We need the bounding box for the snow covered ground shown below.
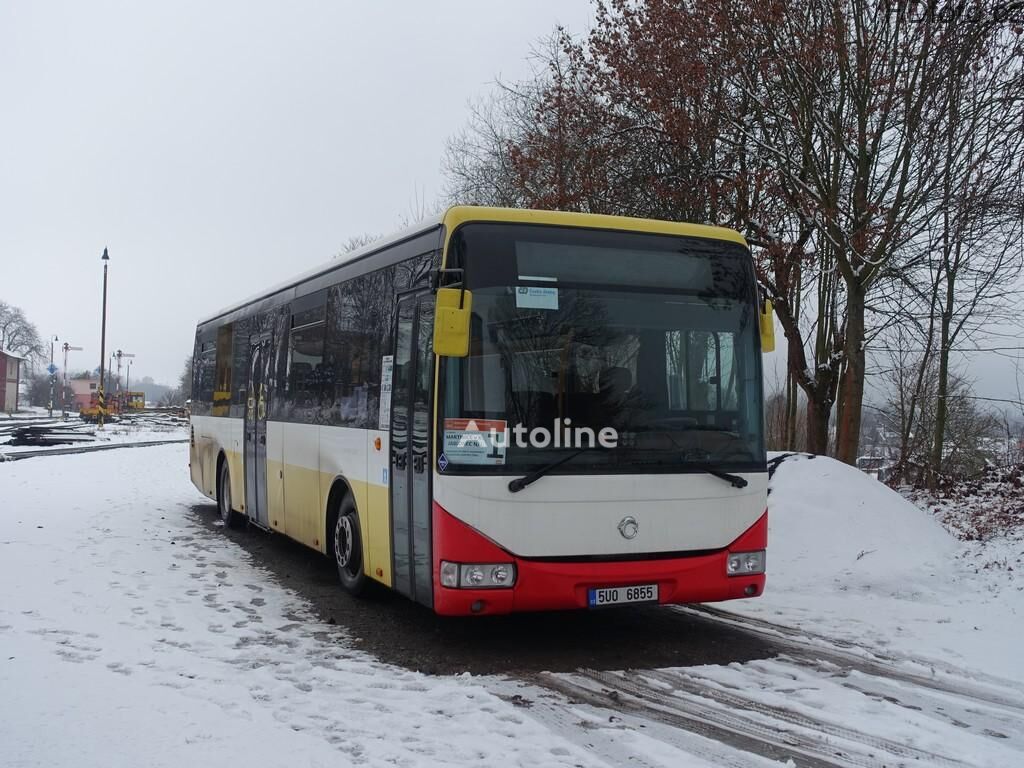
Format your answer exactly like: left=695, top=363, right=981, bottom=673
left=2, top=445, right=1022, bottom=767
left=1, top=445, right=608, bottom=767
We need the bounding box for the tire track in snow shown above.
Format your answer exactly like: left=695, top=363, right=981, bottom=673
left=535, top=668, right=972, bottom=768
left=683, top=605, right=1024, bottom=713
left=514, top=607, right=1024, bottom=767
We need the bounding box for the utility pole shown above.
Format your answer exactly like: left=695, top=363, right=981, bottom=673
left=61, top=342, right=83, bottom=419
left=98, top=248, right=110, bottom=428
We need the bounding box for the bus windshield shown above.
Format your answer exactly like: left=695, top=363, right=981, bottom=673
left=439, top=223, right=766, bottom=474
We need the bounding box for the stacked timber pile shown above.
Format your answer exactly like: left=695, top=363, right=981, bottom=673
left=3, top=421, right=99, bottom=447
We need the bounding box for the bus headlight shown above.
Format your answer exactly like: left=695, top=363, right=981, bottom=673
left=727, top=550, right=765, bottom=576
left=440, top=560, right=517, bottom=589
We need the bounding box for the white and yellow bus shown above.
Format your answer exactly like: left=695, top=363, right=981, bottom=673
left=190, top=206, right=773, bottom=615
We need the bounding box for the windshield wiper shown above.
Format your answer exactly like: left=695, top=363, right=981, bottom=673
left=508, top=447, right=602, bottom=493
left=508, top=451, right=750, bottom=493
left=689, top=463, right=748, bottom=488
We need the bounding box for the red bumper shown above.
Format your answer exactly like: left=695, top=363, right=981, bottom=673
left=431, top=502, right=767, bottom=616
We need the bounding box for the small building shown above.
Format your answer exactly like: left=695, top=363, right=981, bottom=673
left=1, top=349, right=25, bottom=413
left=69, top=378, right=100, bottom=410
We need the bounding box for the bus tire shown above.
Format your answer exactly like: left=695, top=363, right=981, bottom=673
left=217, top=458, right=244, bottom=529
left=332, top=495, right=366, bottom=595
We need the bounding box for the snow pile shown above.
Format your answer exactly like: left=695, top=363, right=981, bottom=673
left=720, top=452, right=1024, bottom=683
left=766, top=453, right=958, bottom=592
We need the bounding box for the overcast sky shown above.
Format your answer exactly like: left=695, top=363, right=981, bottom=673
left=2, top=1, right=1020, bottom=412
left=1, top=0, right=594, bottom=384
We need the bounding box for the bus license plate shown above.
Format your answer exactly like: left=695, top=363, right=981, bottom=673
left=588, top=584, right=659, bottom=608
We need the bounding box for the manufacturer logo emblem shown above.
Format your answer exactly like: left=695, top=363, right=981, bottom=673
left=618, top=516, right=639, bottom=540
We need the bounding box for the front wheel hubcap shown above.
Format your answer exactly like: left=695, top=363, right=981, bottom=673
left=335, top=516, right=354, bottom=570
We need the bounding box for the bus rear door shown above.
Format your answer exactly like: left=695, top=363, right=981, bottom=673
left=244, top=335, right=273, bottom=527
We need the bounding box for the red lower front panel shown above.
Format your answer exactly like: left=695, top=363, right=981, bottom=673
left=431, top=502, right=767, bottom=616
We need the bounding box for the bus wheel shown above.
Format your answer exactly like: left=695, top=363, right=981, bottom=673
left=332, top=496, right=366, bottom=595
left=217, top=459, right=244, bottom=529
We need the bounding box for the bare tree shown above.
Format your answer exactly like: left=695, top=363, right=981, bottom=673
left=441, top=0, right=1024, bottom=465
left=178, top=356, right=193, bottom=401
left=0, top=300, right=44, bottom=364
left=337, top=234, right=381, bottom=257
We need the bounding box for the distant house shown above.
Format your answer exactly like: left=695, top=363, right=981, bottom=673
left=1, top=349, right=25, bottom=413
left=69, top=378, right=100, bottom=410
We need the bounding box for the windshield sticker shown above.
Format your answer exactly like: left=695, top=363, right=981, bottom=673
left=378, top=355, right=394, bottom=430
left=517, top=274, right=557, bottom=282
left=443, top=418, right=508, bottom=465
left=515, top=286, right=559, bottom=310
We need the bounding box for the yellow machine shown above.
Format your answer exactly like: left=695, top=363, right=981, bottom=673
left=79, top=390, right=145, bottom=421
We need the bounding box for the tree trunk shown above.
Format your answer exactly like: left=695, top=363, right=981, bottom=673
left=930, top=310, right=953, bottom=487
left=836, top=284, right=866, bottom=465
left=784, top=369, right=798, bottom=450
left=806, top=394, right=831, bottom=455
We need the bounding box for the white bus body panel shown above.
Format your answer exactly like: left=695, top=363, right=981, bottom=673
left=433, top=472, right=767, bottom=558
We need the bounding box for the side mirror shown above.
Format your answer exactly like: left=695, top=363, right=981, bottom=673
left=760, top=299, right=776, bottom=353
left=433, top=287, right=473, bottom=357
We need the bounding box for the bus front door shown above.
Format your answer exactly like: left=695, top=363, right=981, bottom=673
left=389, top=292, right=434, bottom=607
left=244, top=336, right=272, bottom=528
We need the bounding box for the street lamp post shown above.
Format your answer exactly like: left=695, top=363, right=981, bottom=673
left=48, top=334, right=59, bottom=417
left=61, top=342, right=83, bottom=419
left=98, top=248, right=110, bottom=428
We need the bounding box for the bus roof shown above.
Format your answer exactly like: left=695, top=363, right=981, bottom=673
left=441, top=206, right=748, bottom=247
left=197, top=207, right=747, bottom=327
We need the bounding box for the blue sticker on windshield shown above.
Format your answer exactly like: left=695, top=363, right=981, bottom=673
left=438, top=453, right=449, bottom=472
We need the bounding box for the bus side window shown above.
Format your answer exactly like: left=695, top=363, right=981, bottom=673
left=198, top=344, right=216, bottom=411
left=288, top=323, right=325, bottom=413
left=286, top=292, right=327, bottom=420
left=324, top=269, right=396, bottom=429
left=212, top=324, right=233, bottom=417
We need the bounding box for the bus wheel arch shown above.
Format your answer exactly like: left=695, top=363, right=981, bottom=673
left=326, top=480, right=367, bottom=595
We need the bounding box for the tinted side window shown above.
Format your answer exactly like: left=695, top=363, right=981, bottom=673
left=270, top=307, right=290, bottom=421
left=196, top=341, right=216, bottom=411
left=212, top=324, right=233, bottom=416
left=324, top=281, right=373, bottom=427
left=230, top=314, right=254, bottom=418
left=285, top=294, right=326, bottom=423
